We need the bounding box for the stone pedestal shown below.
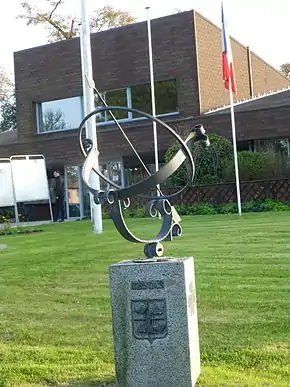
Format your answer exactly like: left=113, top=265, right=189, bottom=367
left=109, top=257, right=200, bottom=387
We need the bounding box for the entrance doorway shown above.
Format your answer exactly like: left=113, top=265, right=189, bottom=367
left=64, top=166, right=84, bottom=220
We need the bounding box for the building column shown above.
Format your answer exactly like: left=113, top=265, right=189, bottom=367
left=247, top=46, right=254, bottom=98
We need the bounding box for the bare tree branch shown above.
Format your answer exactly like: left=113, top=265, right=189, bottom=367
left=17, top=1, right=136, bottom=42
left=42, top=14, right=70, bottom=39
left=69, top=18, right=76, bottom=39
left=48, top=0, right=63, bottom=19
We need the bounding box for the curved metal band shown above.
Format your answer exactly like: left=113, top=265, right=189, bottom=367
left=109, top=199, right=173, bottom=244
left=79, top=106, right=195, bottom=200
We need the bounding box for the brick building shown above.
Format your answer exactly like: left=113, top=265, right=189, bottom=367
left=0, top=10, right=289, bottom=219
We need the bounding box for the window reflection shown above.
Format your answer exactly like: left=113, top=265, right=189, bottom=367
left=65, top=165, right=81, bottom=219
left=105, top=89, right=128, bottom=120
left=155, top=79, right=178, bottom=115
left=131, top=84, right=152, bottom=117
left=100, top=161, right=122, bottom=189
left=37, top=78, right=179, bottom=132
left=131, top=79, right=178, bottom=118
left=95, top=89, right=128, bottom=122
left=39, top=97, right=83, bottom=133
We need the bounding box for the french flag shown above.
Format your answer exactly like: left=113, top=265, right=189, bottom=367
left=221, top=2, right=237, bottom=94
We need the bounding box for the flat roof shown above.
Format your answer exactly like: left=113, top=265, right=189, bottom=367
left=204, top=87, right=290, bottom=116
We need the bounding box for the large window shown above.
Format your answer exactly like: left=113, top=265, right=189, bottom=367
left=37, top=79, right=179, bottom=133
left=131, top=79, right=178, bottom=118
left=95, top=79, right=179, bottom=123
left=95, top=89, right=128, bottom=122
left=37, top=96, right=83, bottom=133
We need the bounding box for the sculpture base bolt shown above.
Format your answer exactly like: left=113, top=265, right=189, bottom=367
left=144, top=242, right=164, bottom=259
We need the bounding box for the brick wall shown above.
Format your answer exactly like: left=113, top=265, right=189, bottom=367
left=13, top=11, right=199, bottom=144
left=194, top=12, right=290, bottom=113
left=3, top=103, right=290, bottom=168
left=250, top=51, right=289, bottom=95
left=3, top=10, right=290, bottom=169
left=0, top=114, right=195, bottom=167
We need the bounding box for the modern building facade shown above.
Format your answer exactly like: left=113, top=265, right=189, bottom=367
left=1, top=10, right=289, bottom=219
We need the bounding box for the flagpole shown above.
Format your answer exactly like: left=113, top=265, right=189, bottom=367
left=221, top=1, right=242, bottom=216
left=146, top=7, right=160, bottom=199
left=228, top=77, right=242, bottom=216
left=80, top=0, right=103, bottom=233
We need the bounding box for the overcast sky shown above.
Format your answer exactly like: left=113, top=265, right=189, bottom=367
left=1, top=0, right=289, bottom=79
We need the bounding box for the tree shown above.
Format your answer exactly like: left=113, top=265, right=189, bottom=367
left=18, top=1, right=136, bottom=42
left=0, top=67, right=13, bottom=102
left=0, top=67, right=16, bottom=132
left=165, top=133, right=233, bottom=187
left=0, top=92, right=17, bottom=132
left=42, top=109, right=67, bottom=131
left=280, top=63, right=290, bottom=78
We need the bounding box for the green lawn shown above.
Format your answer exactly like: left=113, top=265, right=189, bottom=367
left=0, top=212, right=289, bottom=386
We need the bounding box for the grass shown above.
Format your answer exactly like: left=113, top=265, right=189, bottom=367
left=0, top=212, right=289, bottom=386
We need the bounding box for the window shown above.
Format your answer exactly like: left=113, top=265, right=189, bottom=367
left=131, top=79, right=178, bottom=118
left=95, top=89, right=128, bottom=122
left=96, top=79, right=178, bottom=123
left=38, top=96, right=83, bottom=133
left=155, top=79, right=178, bottom=115
left=131, top=84, right=152, bottom=117
left=254, top=139, right=289, bottom=155
left=37, top=79, right=179, bottom=132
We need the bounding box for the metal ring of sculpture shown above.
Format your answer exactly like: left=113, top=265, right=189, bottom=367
left=78, top=106, right=209, bottom=259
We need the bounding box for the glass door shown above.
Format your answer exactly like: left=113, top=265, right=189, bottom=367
left=64, top=166, right=84, bottom=220
left=80, top=159, right=125, bottom=220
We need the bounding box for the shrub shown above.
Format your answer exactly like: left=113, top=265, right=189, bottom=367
left=165, top=133, right=290, bottom=188
left=165, top=133, right=234, bottom=187
left=223, top=151, right=287, bottom=182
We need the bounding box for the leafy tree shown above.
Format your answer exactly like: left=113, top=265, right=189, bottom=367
left=18, top=1, right=136, bottom=42
left=165, top=133, right=233, bottom=187
left=0, top=67, right=12, bottom=102
left=0, top=92, right=17, bottom=132
left=192, top=133, right=233, bottom=185
left=0, top=68, right=16, bottom=132
left=280, top=63, right=290, bottom=78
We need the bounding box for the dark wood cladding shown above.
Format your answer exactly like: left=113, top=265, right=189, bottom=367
left=191, top=106, right=290, bottom=141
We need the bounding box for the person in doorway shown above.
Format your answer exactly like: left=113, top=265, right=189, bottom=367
left=53, top=170, right=65, bottom=222
left=49, top=176, right=57, bottom=221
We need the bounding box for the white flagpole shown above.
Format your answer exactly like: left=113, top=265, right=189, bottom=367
left=222, top=1, right=241, bottom=216
left=80, top=0, right=103, bottom=233
left=146, top=7, right=160, bottom=198
left=229, top=78, right=242, bottom=216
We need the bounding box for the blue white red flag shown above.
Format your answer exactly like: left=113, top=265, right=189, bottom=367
left=221, top=2, right=237, bottom=93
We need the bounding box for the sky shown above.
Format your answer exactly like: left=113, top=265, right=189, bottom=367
left=1, top=0, right=289, bottom=80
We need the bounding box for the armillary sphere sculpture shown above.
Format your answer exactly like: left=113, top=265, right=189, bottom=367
left=78, top=106, right=210, bottom=260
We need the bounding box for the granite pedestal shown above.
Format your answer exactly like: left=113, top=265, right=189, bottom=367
left=109, top=256, right=200, bottom=387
